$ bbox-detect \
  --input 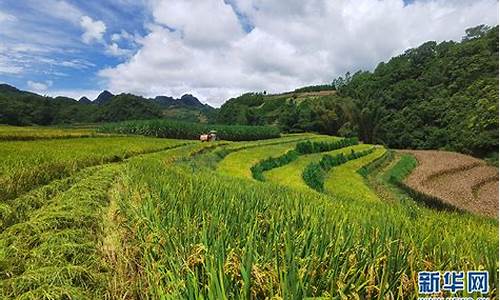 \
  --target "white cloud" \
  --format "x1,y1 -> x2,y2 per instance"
73,0 -> 492,105
0,11 -> 17,23
59,59 -> 95,69
80,16 -> 106,44
27,80 -> 53,93
99,0 -> 498,107
106,43 -> 132,56
28,0 -> 83,25
111,29 -> 134,42
0,62 -> 23,74
150,0 -> 245,47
